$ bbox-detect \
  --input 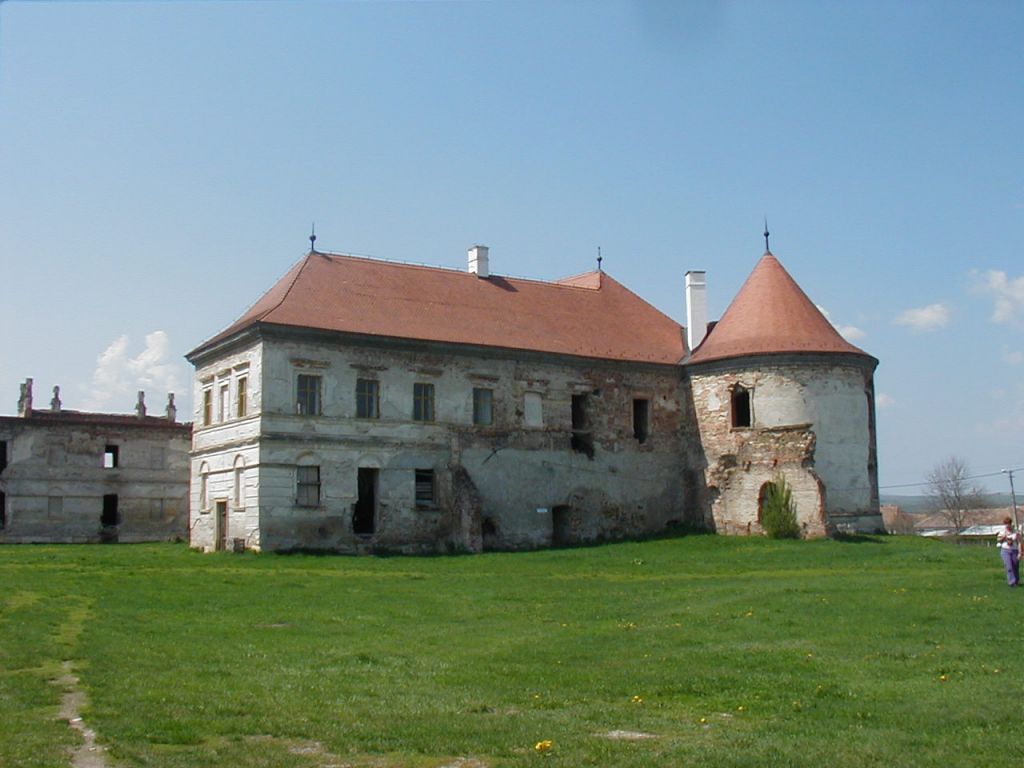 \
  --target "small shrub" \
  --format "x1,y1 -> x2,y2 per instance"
760,476 -> 800,539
